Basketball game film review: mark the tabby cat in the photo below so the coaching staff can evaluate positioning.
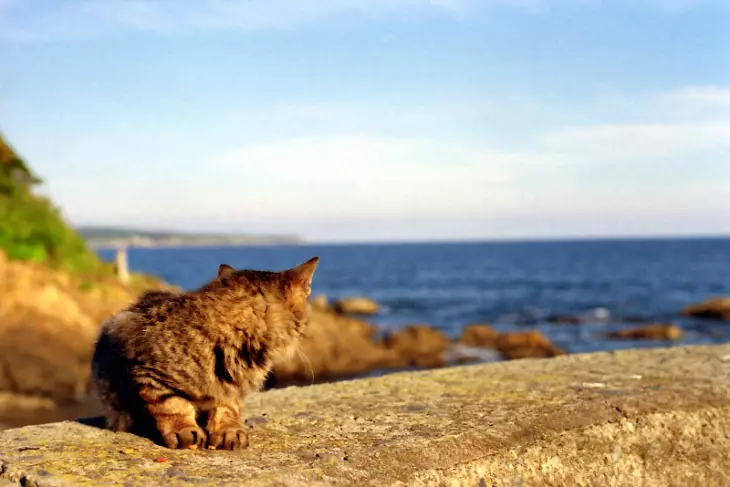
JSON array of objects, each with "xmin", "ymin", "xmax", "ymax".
[{"xmin": 90, "ymin": 257, "xmax": 319, "ymax": 450}]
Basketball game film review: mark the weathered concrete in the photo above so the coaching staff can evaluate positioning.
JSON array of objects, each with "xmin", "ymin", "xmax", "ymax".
[{"xmin": 1, "ymin": 344, "xmax": 730, "ymax": 486}]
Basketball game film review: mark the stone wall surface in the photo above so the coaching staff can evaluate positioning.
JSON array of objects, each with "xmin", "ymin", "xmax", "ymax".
[{"xmin": 1, "ymin": 344, "xmax": 729, "ymax": 486}]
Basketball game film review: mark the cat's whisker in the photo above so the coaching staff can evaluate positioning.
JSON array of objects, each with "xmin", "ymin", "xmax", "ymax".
[{"xmin": 296, "ymin": 348, "xmax": 315, "ymax": 386}]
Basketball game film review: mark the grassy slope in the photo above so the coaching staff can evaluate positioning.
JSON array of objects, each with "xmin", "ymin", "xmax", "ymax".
[
  {"xmin": 0, "ymin": 131, "xmax": 167, "ymax": 287},
  {"xmin": 0, "ymin": 133, "xmax": 99, "ymax": 271}
]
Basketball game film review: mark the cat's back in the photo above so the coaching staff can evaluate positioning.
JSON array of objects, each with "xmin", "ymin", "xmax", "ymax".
[
  {"xmin": 94, "ymin": 289, "xmax": 194, "ymax": 365},
  {"xmin": 92, "ymin": 290, "xmax": 195, "ymax": 394},
  {"xmin": 106, "ymin": 289, "xmax": 187, "ymax": 331}
]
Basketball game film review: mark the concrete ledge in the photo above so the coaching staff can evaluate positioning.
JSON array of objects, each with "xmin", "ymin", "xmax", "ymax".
[{"xmin": 1, "ymin": 344, "xmax": 730, "ymax": 486}]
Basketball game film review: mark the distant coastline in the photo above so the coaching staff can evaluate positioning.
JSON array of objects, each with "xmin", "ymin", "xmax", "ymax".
[{"xmin": 76, "ymin": 226, "xmax": 305, "ymax": 250}]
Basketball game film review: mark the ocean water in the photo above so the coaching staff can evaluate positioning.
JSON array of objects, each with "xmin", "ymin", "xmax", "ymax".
[{"xmin": 96, "ymin": 238, "xmax": 730, "ymax": 356}]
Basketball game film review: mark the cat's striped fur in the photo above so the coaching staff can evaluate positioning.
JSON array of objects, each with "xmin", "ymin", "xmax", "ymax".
[{"xmin": 90, "ymin": 257, "xmax": 319, "ymax": 450}]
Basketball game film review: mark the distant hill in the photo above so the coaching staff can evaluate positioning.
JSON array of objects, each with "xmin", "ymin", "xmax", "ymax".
[{"xmin": 76, "ymin": 226, "xmax": 305, "ymax": 248}]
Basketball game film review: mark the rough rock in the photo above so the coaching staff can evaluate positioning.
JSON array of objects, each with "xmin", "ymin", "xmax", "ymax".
[
  {"xmin": 332, "ymin": 297, "xmax": 380, "ymax": 316},
  {"xmin": 269, "ymin": 308, "xmax": 397, "ymax": 387},
  {"xmin": 458, "ymin": 327, "xmax": 564, "ymax": 360},
  {"xmin": 1, "ymin": 344, "xmax": 730, "ymax": 486},
  {"xmin": 0, "ymin": 251, "xmax": 170, "ymax": 425},
  {"xmin": 382, "ymin": 324, "xmax": 449, "ymax": 368},
  {"xmin": 459, "ymin": 323, "xmax": 499, "ymax": 347},
  {"xmin": 682, "ymin": 297, "xmax": 730, "ymax": 321},
  {"xmin": 495, "ymin": 330, "xmax": 565, "ymax": 359},
  {"xmin": 309, "ymin": 295, "xmax": 329, "ymax": 311},
  {"xmin": 607, "ymin": 323, "xmax": 683, "ymax": 341}
]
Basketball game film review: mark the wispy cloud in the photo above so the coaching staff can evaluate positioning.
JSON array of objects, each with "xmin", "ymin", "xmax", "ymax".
[
  {"xmin": 541, "ymin": 121, "xmax": 730, "ymax": 161},
  {"xmin": 29, "ymin": 83, "xmax": 730, "ymax": 231},
  {"xmin": 214, "ymin": 134, "xmax": 516, "ymax": 219},
  {"xmin": 662, "ymin": 86, "xmax": 730, "ymax": 108},
  {"xmin": 201, "ymin": 111, "xmax": 730, "ymax": 222}
]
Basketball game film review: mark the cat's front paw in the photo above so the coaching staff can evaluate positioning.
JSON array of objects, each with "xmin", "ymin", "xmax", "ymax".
[
  {"xmin": 163, "ymin": 425, "xmax": 207, "ymax": 450},
  {"xmin": 208, "ymin": 428, "xmax": 249, "ymax": 450}
]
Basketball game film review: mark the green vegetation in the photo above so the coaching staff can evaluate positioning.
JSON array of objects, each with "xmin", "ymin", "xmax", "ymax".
[{"xmin": 0, "ymin": 131, "xmax": 102, "ymax": 273}]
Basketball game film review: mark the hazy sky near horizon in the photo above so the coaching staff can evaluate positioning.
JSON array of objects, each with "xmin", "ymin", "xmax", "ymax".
[{"xmin": 1, "ymin": 0, "xmax": 729, "ymax": 242}]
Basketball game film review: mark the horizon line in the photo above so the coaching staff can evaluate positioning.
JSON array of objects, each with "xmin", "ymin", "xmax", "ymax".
[
  {"xmin": 302, "ymin": 233, "xmax": 730, "ymax": 245},
  {"xmin": 88, "ymin": 233, "xmax": 730, "ymax": 250}
]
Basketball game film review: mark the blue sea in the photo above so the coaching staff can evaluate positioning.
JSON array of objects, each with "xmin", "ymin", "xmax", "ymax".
[{"xmin": 97, "ymin": 238, "xmax": 730, "ymax": 356}]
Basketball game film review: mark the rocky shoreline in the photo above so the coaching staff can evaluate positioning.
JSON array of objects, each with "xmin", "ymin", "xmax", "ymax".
[{"xmin": 1, "ymin": 250, "xmax": 728, "ymax": 430}]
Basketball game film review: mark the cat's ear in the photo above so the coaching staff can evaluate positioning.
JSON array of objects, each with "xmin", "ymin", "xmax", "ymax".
[
  {"xmin": 217, "ymin": 264, "xmax": 236, "ymax": 278},
  {"xmin": 282, "ymin": 257, "xmax": 319, "ymax": 297}
]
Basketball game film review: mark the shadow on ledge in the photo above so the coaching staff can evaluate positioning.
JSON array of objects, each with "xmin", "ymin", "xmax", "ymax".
[{"xmin": 74, "ymin": 415, "xmax": 106, "ymax": 429}]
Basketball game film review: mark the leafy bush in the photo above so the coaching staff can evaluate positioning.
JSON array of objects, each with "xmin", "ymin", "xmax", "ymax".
[{"xmin": 0, "ymin": 132, "xmax": 101, "ymax": 273}]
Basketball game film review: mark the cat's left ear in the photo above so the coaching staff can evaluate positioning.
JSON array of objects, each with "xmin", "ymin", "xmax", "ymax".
[
  {"xmin": 282, "ymin": 257, "xmax": 319, "ymax": 296},
  {"xmin": 217, "ymin": 264, "xmax": 236, "ymax": 278}
]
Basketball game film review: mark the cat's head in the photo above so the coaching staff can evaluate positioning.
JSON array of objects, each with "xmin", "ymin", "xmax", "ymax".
[{"xmin": 213, "ymin": 257, "xmax": 320, "ymax": 331}]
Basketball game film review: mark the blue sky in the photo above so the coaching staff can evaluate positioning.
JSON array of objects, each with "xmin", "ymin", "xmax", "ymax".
[{"xmin": 1, "ymin": 0, "xmax": 729, "ymax": 241}]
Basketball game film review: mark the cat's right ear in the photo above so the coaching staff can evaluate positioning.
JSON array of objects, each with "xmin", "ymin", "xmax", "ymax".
[
  {"xmin": 282, "ymin": 257, "xmax": 319, "ymax": 298},
  {"xmin": 217, "ymin": 264, "xmax": 236, "ymax": 278}
]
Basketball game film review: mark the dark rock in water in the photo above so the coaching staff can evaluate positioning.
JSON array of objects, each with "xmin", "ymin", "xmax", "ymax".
[
  {"xmin": 545, "ymin": 308, "xmax": 651, "ymax": 325},
  {"xmin": 547, "ymin": 311, "xmax": 654, "ymax": 325},
  {"xmin": 497, "ymin": 308, "xmax": 543, "ymax": 326},
  {"xmin": 546, "ymin": 308, "xmax": 612, "ymax": 325},
  {"xmin": 606, "ymin": 324, "xmax": 682, "ymax": 341},
  {"xmin": 618, "ymin": 315, "xmax": 653, "ymax": 324},
  {"xmin": 546, "ymin": 315, "xmax": 583, "ymax": 325},
  {"xmin": 682, "ymin": 297, "xmax": 730, "ymax": 321},
  {"xmin": 582, "ymin": 307, "xmax": 611, "ymax": 322}
]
